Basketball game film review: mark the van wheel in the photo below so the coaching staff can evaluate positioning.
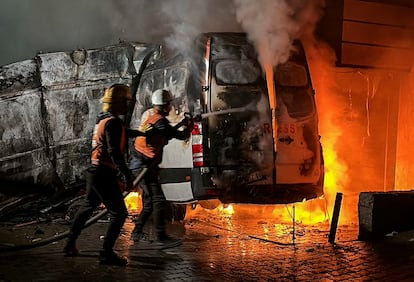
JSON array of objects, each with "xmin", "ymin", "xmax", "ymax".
[{"xmin": 165, "ymin": 203, "xmax": 187, "ymax": 222}]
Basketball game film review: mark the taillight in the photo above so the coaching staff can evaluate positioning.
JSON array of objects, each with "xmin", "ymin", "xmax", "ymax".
[{"xmin": 192, "ymin": 122, "xmax": 204, "ymax": 167}]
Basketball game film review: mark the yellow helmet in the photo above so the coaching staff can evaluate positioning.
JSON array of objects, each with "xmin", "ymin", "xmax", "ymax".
[{"xmin": 101, "ymin": 84, "xmax": 132, "ymax": 104}]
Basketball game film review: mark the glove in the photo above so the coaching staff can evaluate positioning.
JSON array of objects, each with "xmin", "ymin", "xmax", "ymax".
[
  {"xmin": 186, "ymin": 119, "xmax": 194, "ymax": 132},
  {"xmin": 193, "ymin": 114, "xmax": 202, "ymax": 122},
  {"xmin": 184, "ymin": 112, "xmax": 193, "ymax": 120},
  {"xmin": 139, "ymin": 123, "xmax": 154, "ymax": 135},
  {"xmin": 182, "ymin": 112, "xmax": 194, "ymax": 128}
]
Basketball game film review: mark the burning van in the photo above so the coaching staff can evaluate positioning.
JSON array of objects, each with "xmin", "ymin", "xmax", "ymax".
[
  {"xmin": 129, "ymin": 32, "xmax": 324, "ymax": 209},
  {"xmin": 0, "ymin": 32, "xmax": 323, "ymax": 216}
]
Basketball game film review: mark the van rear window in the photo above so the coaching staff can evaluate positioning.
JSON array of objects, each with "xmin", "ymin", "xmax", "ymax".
[
  {"xmin": 215, "ymin": 60, "xmax": 261, "ymax": 85},
  {"xmin": 275, "ymin": 62, "xmax": 308, "ymax": 87},
  {"xmin": 279, "ymin": 88, "xmax": 314, "ymax": 118}
]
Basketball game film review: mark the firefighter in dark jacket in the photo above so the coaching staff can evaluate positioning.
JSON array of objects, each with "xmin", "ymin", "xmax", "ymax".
[
  {"xmin": 63, "ymin": 84, "xmax": 142, "ymax": 266},
  {"xmin": 130, "ymin": 89, "xmax": 193, "ymax": 244}
]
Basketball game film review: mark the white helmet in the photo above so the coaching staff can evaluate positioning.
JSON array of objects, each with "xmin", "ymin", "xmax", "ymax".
[{"xmin": 151, "ymin": 89, "xmax": 173, "ymax": 106}]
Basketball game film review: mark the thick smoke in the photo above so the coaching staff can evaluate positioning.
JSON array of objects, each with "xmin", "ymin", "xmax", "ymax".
[
  {"xmin": 158, "ymin": 0, "xmax": 241, "ymax": 54},
  {"xmin": 108, "ymin": 0, "xmax": 243, "ymax": 60},
  {"xmin": 234, "ymin": 0, "xmax": 325, "ymax": 67}
]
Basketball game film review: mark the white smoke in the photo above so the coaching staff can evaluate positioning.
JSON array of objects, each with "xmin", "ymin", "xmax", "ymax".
[
  {"xmin": 109, "ymin": 0, "xmax": 241, "ymax": 56},
  {"xmin": 234, "ymin": 0, "xmax": 325, "ymax": 67}
]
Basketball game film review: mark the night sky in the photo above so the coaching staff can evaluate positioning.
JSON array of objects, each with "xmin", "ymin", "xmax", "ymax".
[
  {"xmin": 0, "ymin": 0, "xmax": 241, "ymax": 66},
  {"xmin": 0, "ymin": 0, "xmax": 325, "ymax": 67}
]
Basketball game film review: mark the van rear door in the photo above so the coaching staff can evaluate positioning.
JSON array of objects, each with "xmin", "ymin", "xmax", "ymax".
[
  {"xmin": 205, "ymin": 34, "xmax": 275, "ymax": 193},
  {"xmin": 202, "ymin": 34, "xmax": 323, "ymax": 204},
  {"xmin": 274, "ymin": 48, "xmax": 323, "ymax": 186}
]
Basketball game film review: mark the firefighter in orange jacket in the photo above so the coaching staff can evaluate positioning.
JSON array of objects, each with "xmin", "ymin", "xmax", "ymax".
[
  {"xmin": 130, "ymin": 89, "xmax": 193, "ymax": 244},
  {"xmin": 63, "ymin": 84, "xmax": 143, "ymax": 266}
]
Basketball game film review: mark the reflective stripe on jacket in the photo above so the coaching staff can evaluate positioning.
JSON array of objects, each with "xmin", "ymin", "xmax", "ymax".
[
  {"xmin": 91, "ymin": 116, "xmax": 126, "ymax": 169},
  {"xmin": 134, "ymin": 108, "xmax": 168, "ymax": 159}
]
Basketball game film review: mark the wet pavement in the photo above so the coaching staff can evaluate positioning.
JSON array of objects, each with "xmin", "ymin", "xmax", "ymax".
[{"xmin": 1, "ymin": 205, "xmax": 414, "ymax": 281}]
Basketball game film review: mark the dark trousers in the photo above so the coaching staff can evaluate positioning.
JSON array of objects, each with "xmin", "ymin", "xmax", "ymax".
[
  {"xmin": 68, "ymin": 165, "xmax": 128, "ymax": 251},
  {"xmin": 132, "ymin": 166, "xmax": 167, "ymax": 239}
]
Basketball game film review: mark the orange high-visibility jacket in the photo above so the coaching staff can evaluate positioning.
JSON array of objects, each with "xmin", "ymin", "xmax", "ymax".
[
  {"xmin": 134, "ymin": 108, "xmax": 168, "ymax": 159},
  {"xmin": 91, "ymin": 115, "xmax": 126, "ymax": 169}
]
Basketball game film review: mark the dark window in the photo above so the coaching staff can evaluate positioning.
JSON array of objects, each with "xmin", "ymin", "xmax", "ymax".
[
  {"xmin": 279, "ymin": 88, "xmax": 314, "ymax": 118},
  {"xmin": 275, "ymin": 62, "xmax": 308, "ymax": 87},
  {"xmin": 215, "ymin": 60, "xmax": 261, "ymax": 85}
]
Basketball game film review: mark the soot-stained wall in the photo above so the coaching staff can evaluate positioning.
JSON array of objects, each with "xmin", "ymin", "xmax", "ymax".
[{"xmin": 0, "ymin": 42, "xmax": 159, "ymax": 191}]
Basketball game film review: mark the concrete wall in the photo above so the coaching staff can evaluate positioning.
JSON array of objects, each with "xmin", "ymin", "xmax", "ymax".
[{"xmin": 0, "ymin": 42, "xmax": 160, "ymax": 191}]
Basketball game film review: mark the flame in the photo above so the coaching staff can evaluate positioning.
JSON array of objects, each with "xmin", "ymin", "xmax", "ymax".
[
  {"xmin": 218, "ymin": 204, "xmax": 235, "ymax": 216},
  {"xmin": 124, "ymin": 192, "xmax": 142, "ymax": 214},
  {"xmin": 265, "ymin": 64, "xmax": 276, "ymax": 110},
  {"xmin": 270, "ymin": 199, "xmax": 327, "ymax": 225},
  {"xmin": 265, "ymin": 63, "xmax": 278, "ymax": 152}
]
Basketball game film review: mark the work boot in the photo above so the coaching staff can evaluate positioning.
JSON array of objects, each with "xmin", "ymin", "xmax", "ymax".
[
  {"xmin": 154, "ymin": 234, "xmax": 181, "ymax": 246},
  {"xmin": 130, "ymin": 231, "xmax": 149, "ymax": 242},
  {"xmin": 130, "ymin": 225, "xmax": 147, "ymax": 241},
  {"xmin": 98, "ymin": 250, "xmax": 128, "ymax": 266},
  {"xmin": 63, "ymin": 240, "xmax": 79, "ymax": 257}
]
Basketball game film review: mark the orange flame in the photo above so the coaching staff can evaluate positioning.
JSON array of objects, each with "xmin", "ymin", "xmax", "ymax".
[
  {"xmin": 265, "ymin": 64, "xmax": 276, "ymax": 110},
  {"xmin": 124, "ymin": 192, "xmax": 142, "ymax": 214},
  {"xmin": 218, "ymin": 204, "xmax": 235, "ymax": 216},
  {"xmin": 265, "ymin": 64, "xmax": 278, "ymax": 152}
]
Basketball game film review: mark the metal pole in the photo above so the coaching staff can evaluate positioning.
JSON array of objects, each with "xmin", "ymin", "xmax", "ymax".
[
  {"xmin": 292, "ymin": 204, "xmax": 296, "ymax": 244},
  {"xmin": 328, "ymin": 192, "xmax": 343, "ymax": 244},
  {"xmin": 133, "ymin": 167, "xmax": 148, "ymax": 188}
]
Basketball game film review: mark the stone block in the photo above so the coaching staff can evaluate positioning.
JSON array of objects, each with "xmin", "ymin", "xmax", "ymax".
[{"xmin": 358, "ymin": 191, "xmax": 414, "ymax": 240}]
